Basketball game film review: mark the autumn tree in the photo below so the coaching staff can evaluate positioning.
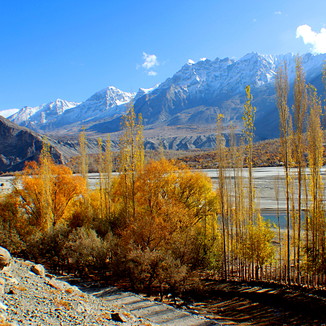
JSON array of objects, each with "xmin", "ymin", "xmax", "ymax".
[
  {"xmin": 118, "ymin": 105, "xmax": 144, "ymax": 221},
  {"xmin": 79, "ymin": 128, "xmax": 89, "ymax": 184},
  {"xmin": 216, "ymin": 114, "xmax": 228, "ymax": 279},
  {"xmin": 113, "ymin": 158, "xmax": 219, "ymax": 291},
  {"xmin": 293, "ymin": 57, "xmax": 308, "ymax": 281},
  {"xmin": 15, "ymin": 147, "xmax": 86, "ymax": 232},
  {"xmin": 276, "ymin": 62, "xmax": 292, "ymax": 284},
  {"xmin": 242, "ymin": 85, "xmax": 257, "ymax": 279},
  {"xmin": 306, "ymin": 86, "xmax": 325, "ymax": 279}
]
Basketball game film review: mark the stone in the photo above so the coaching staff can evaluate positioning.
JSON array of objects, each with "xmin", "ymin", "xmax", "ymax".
[
  {"xmin": 47, "ymin": 279, "xmax": 63, "ymax": 291},
  {"xmin": 0, "ymin": 301, "xmax": 8, "ymax": 310},
  {"xmin": 0, "ymin": 247, "xmax": 11, "ymax": 270},
  {"xmin": 0, "ymin": 278, "xmax": 5, "ymax": 295},
  {"xmin": 30, "ymin": 264, "xmax": 45, "ymax": 277},
  {"xmin": 111, "ymin": 312, "xmax": 127, "ymax": 323}
]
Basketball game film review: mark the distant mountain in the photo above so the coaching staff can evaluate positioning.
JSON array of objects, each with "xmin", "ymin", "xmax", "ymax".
[
  {"xmin": 0, "ymin": 116, "xmax": 64, "ymax": 173},
  {"xmin": 0, "ymin": 108, "xmax": 19, "ymax": 118},
  {"xmin": 9, "ymin": 99, "xmax": 80, "ymax": 130},
  {"xmin": 88, "ymin": 53, "xmax": 326, "ymax": 140},
  {"xmin": 38, "ymin": 86, "xmax": 135, "ymax": 131},
  {"xmin": 6, "ymin": 52, "xmax": 326, "ymax": 145}
]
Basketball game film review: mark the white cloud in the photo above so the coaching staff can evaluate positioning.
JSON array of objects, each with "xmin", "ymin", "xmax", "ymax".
[
  {"xmin": 274, "ymin": 11, "xmax": 282, "ymax": 15},
  {"xmin": 296, "ymin": 24, "xmax": 326, "ymax": 54},
  {"xmin": 142, "ymin": 52, "xmax": 158, "ymax": 69},
  {"xmin": 140, "ymin": 52, "xmax": 159, "ymax": 76},
  {"xmin": 148, "ymin": 71, "xmax": 157, "ymax": 76}
]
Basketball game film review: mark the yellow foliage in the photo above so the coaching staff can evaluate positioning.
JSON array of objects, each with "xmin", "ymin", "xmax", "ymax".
[
  {"xmin": 115, "ymin": 158, "xmax": 218, "ymax": 251},
  {"xmin": 15, "ymin": 159, "xmax": 86, "ymax": 231}
]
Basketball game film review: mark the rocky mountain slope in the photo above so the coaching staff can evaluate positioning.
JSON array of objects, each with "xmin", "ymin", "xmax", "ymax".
[{"xmin": 0, "ymin": 116, "xmax": 64, "ymax": 173}]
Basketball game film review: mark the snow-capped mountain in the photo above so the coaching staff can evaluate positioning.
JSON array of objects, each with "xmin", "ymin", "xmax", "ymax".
[
  {"xmin": 6, "ymin": 52, "xmax": 326, "ymax": 142},
  {"xmin": 9, "ymin": 99, "xmax": 80, "ymax": 129},
  {"xmin": 108, "ymin": 52, "xmax": 324, "ymax": 140},
  {"xmin": 41, "ymin": 86, "xmax": 135, "ymax": 131},
  {"xmin": 0, "ymin": 108, "xmax": 19, "ymax": 118}
]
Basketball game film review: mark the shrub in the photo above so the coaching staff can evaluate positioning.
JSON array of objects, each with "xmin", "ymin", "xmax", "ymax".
[{"xmin": 61, "ymin": 227, "xmax": 110, "ymax": 276}]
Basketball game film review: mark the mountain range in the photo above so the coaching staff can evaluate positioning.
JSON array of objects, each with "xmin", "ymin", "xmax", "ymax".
[{"xmin": 4, "ymin": 52, "xmax": 326, "ymax": 149}]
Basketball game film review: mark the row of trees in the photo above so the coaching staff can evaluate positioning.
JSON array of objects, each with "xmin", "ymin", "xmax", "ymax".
[
  {"xmin": 276, "ymin": 58, "xmax": 326, "ymax": 285},
  {"xmin": 0, "ymin": 56, "xmax": 325, "ymax": 293},
  {"xmin": 213, "ymin": 57, "xmax": 326, "ymax": 286}
]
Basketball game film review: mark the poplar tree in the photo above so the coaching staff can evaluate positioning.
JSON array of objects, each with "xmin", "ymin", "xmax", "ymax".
[
  {"xmin": 307, "ymin": 86, "xmax": 324, "ymax": 279},
  {"xmin": 293, "ymin": 56, "xmax": 308, "ymax": 281},
  {"xmin": 119, "ymin": 105, "xmax": 144, "ymax": 220},
  {"xmin": 216, "ymin": 114, "xmax": 228, "ymax": 279},
  {"xmin": 39, "ymin": 140, "xmax": 54, "ymax": 231},
  {"xmin": 104, "ymin": 134, "xmax": 113, "ymax": 217},
  {"xmin": 97, "ymin": 137, "xmax": 105, "ymax": 219},
  {"xmin": 276, "ymin": 63, "xmax": 292, "ymax": 284},
  {"xmin": 79, "ymin": 128, "xmax": 89, "ymax": 186},
  {"xmin": 242, "ymin": 85, "xmax": 256, "ymax": 278}
]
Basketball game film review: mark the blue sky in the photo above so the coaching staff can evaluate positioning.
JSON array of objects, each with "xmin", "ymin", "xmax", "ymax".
[{"xmin": 0, "ymin": 0, "xmax": 325, "ymax": 110}]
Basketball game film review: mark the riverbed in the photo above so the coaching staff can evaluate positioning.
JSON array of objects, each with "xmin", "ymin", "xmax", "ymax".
[{"xmin": 2, "ymin": 166, "xmax": 326, "ymax": 227}]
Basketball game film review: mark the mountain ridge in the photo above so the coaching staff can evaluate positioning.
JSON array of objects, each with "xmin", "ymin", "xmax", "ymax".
[{"xmin": 6, "ymin": 52, "xmax": 326, "ymax": 144}]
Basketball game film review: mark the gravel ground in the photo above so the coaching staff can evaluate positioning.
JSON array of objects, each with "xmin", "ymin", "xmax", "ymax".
[
  {"xmin": 0, "ymin": 258, "xmax": 220, "ymax": 326},
  {"xmin": 0, "ymin": 258, "xmax": 155, "ymax": 326}
]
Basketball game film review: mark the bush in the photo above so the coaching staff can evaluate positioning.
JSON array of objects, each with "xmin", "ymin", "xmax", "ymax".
[
  {"xmin": 27, "ymin": 226, "xmax": 71, "ymax": 273},
  {"xmin": 0, "ymin": 222, "xmax": 26, "ymax": 255},
  {"xmin": 62, "ymin": 227, "xmax": 110, "ymax": 276}
]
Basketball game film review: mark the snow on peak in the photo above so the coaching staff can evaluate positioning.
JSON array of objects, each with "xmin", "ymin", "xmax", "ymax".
[
  {"xmin": 9, "ymin": 99, "xmax": 79, "ymax": 125},
  {"xmin": 0, "ymin": 108, "xmax": 19, "ymax": 118},
  {"xmin": 187, "ymin": 59, "xmax": 195, "ymax": 65},
  {"xmin": 87, "ymin": 86, "xmax": 135, "ymax": 108}
]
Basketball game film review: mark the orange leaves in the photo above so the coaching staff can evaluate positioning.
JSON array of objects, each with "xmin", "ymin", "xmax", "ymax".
[
  {"xmin": 16, "ymin": 158, "xmax": 87, "ymax": 230},
  {"xmin": 116, "ymin": 159, "xmax": 217, "ymax": 251}
]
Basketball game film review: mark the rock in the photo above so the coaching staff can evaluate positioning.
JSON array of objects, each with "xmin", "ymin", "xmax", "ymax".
[
  {"xmin": 0, "ymin": 247, "xmax": 11, "ymax": 270},
  {"xmin": 0, "ymin": 116, "xmax": 64, "ymax": 173},
  {"xmin": 7, "ymin": 288, "xmax": 17, "ymax": 295},
  {"xmin": 30, "ymin": 264, "xmax": 45, "ymax": 277},
  {"xmin": 47, "ymin": 279, "xmax": 63, "ymax": 291},
  {"xmin": 0, "ymin": 301, "xmax": 8, "ymax": 310},
  {"xmin": 111, "ymin": 312, "xmax": 127, "ymax": 323},
  {"xmin": 0, "ymin": 278, "xmax": 5, "ymax": 295}
]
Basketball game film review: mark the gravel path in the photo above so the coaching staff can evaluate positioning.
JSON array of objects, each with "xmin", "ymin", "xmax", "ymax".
[
  {"xmin": 0, "ymin": 258, "xmax": 221, "ymax": 325},
  {"xmin": 0, "ymin": 258, "xmax": 155, "ymax": 325},
  {"xmin": 84, "ymin": 287, "xmax": 219, "ymax": 326}
]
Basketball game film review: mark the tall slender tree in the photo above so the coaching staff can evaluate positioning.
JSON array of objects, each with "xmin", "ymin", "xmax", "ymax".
[
  {"xmin": 119, "ymin": 105, "xmax": 144, "ymax": 221},
  {"xmin": 307, "ymin": 86, "xmax": 324, "ymax": 280},
  {"xmin": 242, "ymin": 85, "xmax": 256, "ymax": 278},
  {"xmin": 276, "ymin": 62, "xmax": 292, "ymax": 284},
  {"xmin": 293, "ymin": 56, "xmax": 308, "ymax": 282},
  {"xmin": 216, "ymin": 114, "xmax": 228, "ymax": 279},
  {"xmin": 79, "ymin": 128, "xmax": 89, "ymax": 186}
]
